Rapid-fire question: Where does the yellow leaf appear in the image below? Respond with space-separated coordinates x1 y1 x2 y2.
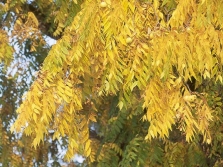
53 131 60 140
84 140 91 155
65 86 73 97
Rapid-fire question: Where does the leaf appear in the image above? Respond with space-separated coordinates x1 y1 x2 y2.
85 140 91 157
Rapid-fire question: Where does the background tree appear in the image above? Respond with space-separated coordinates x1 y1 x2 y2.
1 0 223 166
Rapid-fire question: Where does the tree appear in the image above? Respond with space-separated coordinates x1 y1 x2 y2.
1 0 223 166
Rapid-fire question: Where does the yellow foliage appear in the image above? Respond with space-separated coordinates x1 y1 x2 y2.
0 30 13 66
10 0 223 163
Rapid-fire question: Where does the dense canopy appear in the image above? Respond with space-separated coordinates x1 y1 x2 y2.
1 0 223 166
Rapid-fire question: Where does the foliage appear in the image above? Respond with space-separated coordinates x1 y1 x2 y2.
1 0 223 166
